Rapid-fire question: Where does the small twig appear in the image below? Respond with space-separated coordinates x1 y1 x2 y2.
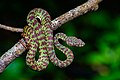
0 24 23 32
0 0 102 73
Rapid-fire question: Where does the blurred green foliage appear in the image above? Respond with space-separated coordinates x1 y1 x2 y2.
0 0 120 80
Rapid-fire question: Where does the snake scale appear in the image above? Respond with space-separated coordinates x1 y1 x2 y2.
22 8 85 71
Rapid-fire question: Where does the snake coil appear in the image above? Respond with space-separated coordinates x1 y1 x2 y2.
22 8 85 71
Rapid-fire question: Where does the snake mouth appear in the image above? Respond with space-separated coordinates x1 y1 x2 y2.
75 39 85 47
79 41 85 47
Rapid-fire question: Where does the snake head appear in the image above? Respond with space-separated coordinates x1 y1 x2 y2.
66 36 85 47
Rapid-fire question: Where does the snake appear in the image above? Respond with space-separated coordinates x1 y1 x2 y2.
22 8 85 71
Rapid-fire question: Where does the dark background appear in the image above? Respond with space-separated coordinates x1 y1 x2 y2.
0 0 120 80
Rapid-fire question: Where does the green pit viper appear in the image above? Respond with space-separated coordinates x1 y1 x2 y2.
22 8 85 71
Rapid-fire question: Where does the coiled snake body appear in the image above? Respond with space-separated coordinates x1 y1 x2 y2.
22 8 85 71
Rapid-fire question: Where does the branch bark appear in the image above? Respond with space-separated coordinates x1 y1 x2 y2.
0 0 102 73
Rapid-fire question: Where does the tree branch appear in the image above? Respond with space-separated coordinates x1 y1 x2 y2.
0 0 102 73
